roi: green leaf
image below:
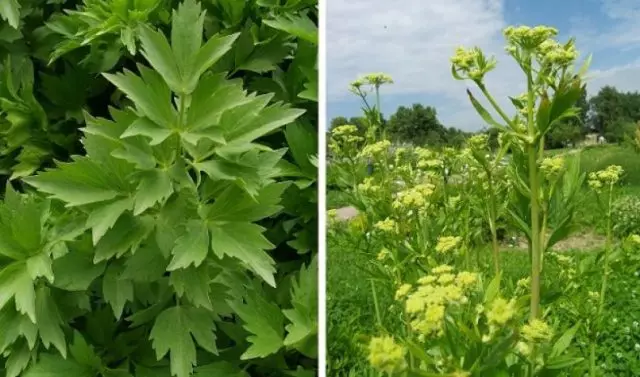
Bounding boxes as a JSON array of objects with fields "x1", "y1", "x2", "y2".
[
  {"x1": 51, "y1": 250, "x2": 106, "y2": 291},
  {"x1": 466, "y1": 89, "x2": 507, "y2": 130},
  {"x1": 94, "y1": 215, "x2": 154, "y2": 263},
  {"x1": 209, "y1": 222, "x2": 276, "y2": 287},
  {"x1": 35, "y1": 287, "x2": 67, "y2": 358},
  {"x1": 150, "y1": 306, "x2": 217, "y2": 377},
  {"x1": 68, "y1": 331, "x2": 102, "y2": 370},
  {"x1": 5, "y1": 341, "x2": 32, "y2": 377},
  {"x1": 168, "y1": 220, "x2": 210, "y2": 270},
  {"x1": 122, "y1": 242, "x2": 168, "y2": 282},
  {"x1": 138, "y1": 25, "x2": 182, "y2": 92},
  {"x1": 183, "y1": 32, "x2": 239, "y2": 93},
  {"x1": 134, "y1": 169, "x2": 174, "y2": 215},
  {"x1": 0, "y1": 263, "x2": 36, "y2": 323},
  {"x1": 121, "y1": 117, "x2": 174, "y2": 145},
  {"x1": 225, "y1": 101, "x2": 305, "y2": 144},
  {"x1": 22, "y1": 353, "x2": 93, "y2": 377},
  {"x1": 23, "y1": 157, "x2": 122, "y2": 207},
  {"x1": 285, "y1": 122, "x2": 317, "y2": 177},
  {"x1": 236, "y1": 36, "x2": 291, "y2": 73},
  {"x1": 171, "y1": 0, "x2": 205, "y2": 72},
  {"x1": 263, "y1": 13, "x2": 318, "y2": 44},
  {"x1": 0, "y1": 0, "x2": 20, "y2": 29},
  {"x1": 102, "y1": 264, "x2": 134, "y2": 319},
  {"x1": 545, "y1": 356, "x2": 585, "y2": 370},
  {"x1": 103, "y1": 69, "x2": 176, "y2": 129},
  {"x1": 282, "y1": 257, "x2": 317, "y2": 358},
  {"x1": 193, "y1": 362, "x2": 249, "y2": 377},
  {"x1": 86, "y1": 197, "x2": 134, "y2": 245},
  {"x1": 26, "y1": 253, "x2": 54, "y2": 283},
  {"x1": 551, "y1": 322, "x2": 581, "y2": 358},
  {"x1": 202, "y1": 182, "x2": 286, "y2": 222},
  {"x1": 228, "y1": 287, "x2": 284, "y2": 359},
  {"x1": 169, "y1": 265, "x2": 212, "y2": 310},
  {"x1": 484, "y1": 272, "x2": 501, "y2": 304}
]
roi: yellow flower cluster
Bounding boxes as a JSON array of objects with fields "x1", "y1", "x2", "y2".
[
  {"x1": 503, "y1": 25, "x2": 558, "y2": 50},
  {"x1": 392, "y1": 183, "x2": 435, "y2": 211},
  {"x1": 363, "y1": 73, "x2": 394, "y2": 86},
  {"x1": 349, "y1": 214, "x2": 369, "y2": 234},
  {"x1": 450, "y1": 47, "x2": 495, "y2": 81},
  {"x1": 630, "y1": 234, "x2": 640, "y2": 244},
  {"x1": 360, "y1": 140, "x2": 392, "y2": 159},
  {"x1": 358, "y1": 177, "x2": 381, "y2": 195},
  {"x1": 467, "y1": 134, "x2": 489, "y2": 151},
  {"x1": 540, "y1": 156, "x2": 565, "y2": 179},
  {"x1": 374, "y1": 218, "x2": 397, "y2": 233},
  {"x1": 521, "y1": 319, "x2": 554, "y2": 343},
  {"x1": 398, "y1": 267, "x2": 478, "y2": 339},
  {"x1": 395, "y1": 283, "x2": 412, "y2": 300},
  {"x1": 451, "y1": 46, "x2": 481, "y2": 70},
  {"x1": 588, "y1": 165, "x2": 624, "y2": 190},
  {"x1": 435, "y1": 236, "x2": 462, "y2": 254},
  {"x1": 377, "y1": 248, "x2": 391, "y2": 261},
  {"x1": 331, "y1": 124, "x2": 359, "y2": 137},
  {"x1": 538, "y1": 39, "x2": 579, "y2": 66},
  {"x1": 516, "y1": 277, "x2": 530, "y2": 291},
  {"x1": 486, "y1": 297, "x2": 516, "y2": 326},
  {"x1": 367, "y1": 336, "x2": 407, "y2": 375}
]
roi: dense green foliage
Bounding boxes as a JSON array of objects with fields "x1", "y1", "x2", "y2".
[{"x1": 0, "y1": 1, "x2": 318, "y2": 376}]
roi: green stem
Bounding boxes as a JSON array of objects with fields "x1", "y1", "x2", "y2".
[
  {"x1": 487, "y1": 174, "x2": 500, "y2": 274},
  {"x1": 591, "y1": 183, "x2": 614, "y2": 377},
  {"x1": 371, "y1": 280, "x2": 383, "y2": 329},
  {"x1": 478, "y1": 83, "x2": 514, "y2": 128},
  {"x1": 589, "y1": 342, "x2": 597, "y2": 377},
  {"x1": 526, "y1": 64, "x2": 542, "y2": 320}
]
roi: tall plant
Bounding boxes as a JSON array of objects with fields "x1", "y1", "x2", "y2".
[{"x1": 451, "y1": 26, "x2": 589, "y2": 320}]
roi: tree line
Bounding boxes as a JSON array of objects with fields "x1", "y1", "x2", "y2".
[{"x1": 329, "y1": 85, "x2": 640, "y2": 149}]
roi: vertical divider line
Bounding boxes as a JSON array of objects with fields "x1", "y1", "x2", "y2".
[{"x1": 318, "y1": 0, "x2": 328, "y2": 375}]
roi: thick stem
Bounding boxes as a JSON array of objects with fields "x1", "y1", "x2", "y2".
[
  {"x1": 487, "y1": 174, "x2": 500, "y2": 274},
  {"x1": 526, "y1": 65, "x2": 542, "y2": 320},
  {"x1": 589, "y1": 342, "x2": 597, "y2": 377},
  {"x1": 529, "y1": 146, "x2": 542, "y2": 319}
]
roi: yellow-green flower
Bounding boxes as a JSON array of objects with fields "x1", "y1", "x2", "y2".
[
  {"x1": 456, "y1": 271, "x2": 478, "y2": 289},
  {"x1": 521, "y1": 319, "x2": 554, "y2": 343},
  {"x1": 377, "y1": 248, "x2": 390, "y2": 261},
  {"x1": 374, "y1": 218, "x2": 397, "y2": 233},
  {"x1": 540, "y1": 156, "x2": 565, "y2": 179},
  {"x1": 367, "y1": 336, "x2": 407, "y2": 375},
  {"x1": 435, "y1": 236, "x2": 462, "y2": 254},
  {"x1": 503, "y1": 25, "x2": 558, "y2": 50},
  {"x1": 395, "y1": 284, "x2": 412, "y2": 301},
  {"x1": 432, "y1": 264, "x2": 454, "y2": 275},
  {"x1": 486, "y1": 297, "x2": 516, "y2": 326}
]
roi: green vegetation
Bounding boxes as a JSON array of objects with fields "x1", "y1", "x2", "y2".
[{"x1": 0, "y1": 1, "x2": 318, "y2": 376}]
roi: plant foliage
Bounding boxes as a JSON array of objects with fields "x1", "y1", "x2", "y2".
[{"x1": 0, "y1": 0, "x2": 317, "y2": 376}]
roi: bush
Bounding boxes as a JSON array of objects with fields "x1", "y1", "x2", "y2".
[{"x1": 611, "y1": 195, "x2": 640, "y2": 238}]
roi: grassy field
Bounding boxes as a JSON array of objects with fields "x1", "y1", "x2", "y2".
[{"x1": 327, "y1": 144, "x2": 640, "y2": 376}]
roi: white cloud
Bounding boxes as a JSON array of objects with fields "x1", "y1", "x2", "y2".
[{"x1": 327, "y1": 0, "x2": 508, "y2": 98}]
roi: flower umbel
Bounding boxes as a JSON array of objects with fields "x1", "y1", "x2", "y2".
[{"x1": 368, "y1": 336, "x2": 407, "y2": 375}]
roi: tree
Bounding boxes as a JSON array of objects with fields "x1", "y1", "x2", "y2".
[
  {"x1": 387, "y1": 104, "x2": 445, "y2": 146},
  {"x1": 589, "y1": 86, "x2": 640, "y2": 136}
]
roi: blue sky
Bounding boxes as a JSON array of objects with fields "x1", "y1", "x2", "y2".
[{"x1": 326, "y1": 0, "x2": 640, "y2": 131}]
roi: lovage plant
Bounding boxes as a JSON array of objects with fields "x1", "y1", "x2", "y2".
[{"x1": 451, "y1": 26, "x2": 588, "y2": 321}]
